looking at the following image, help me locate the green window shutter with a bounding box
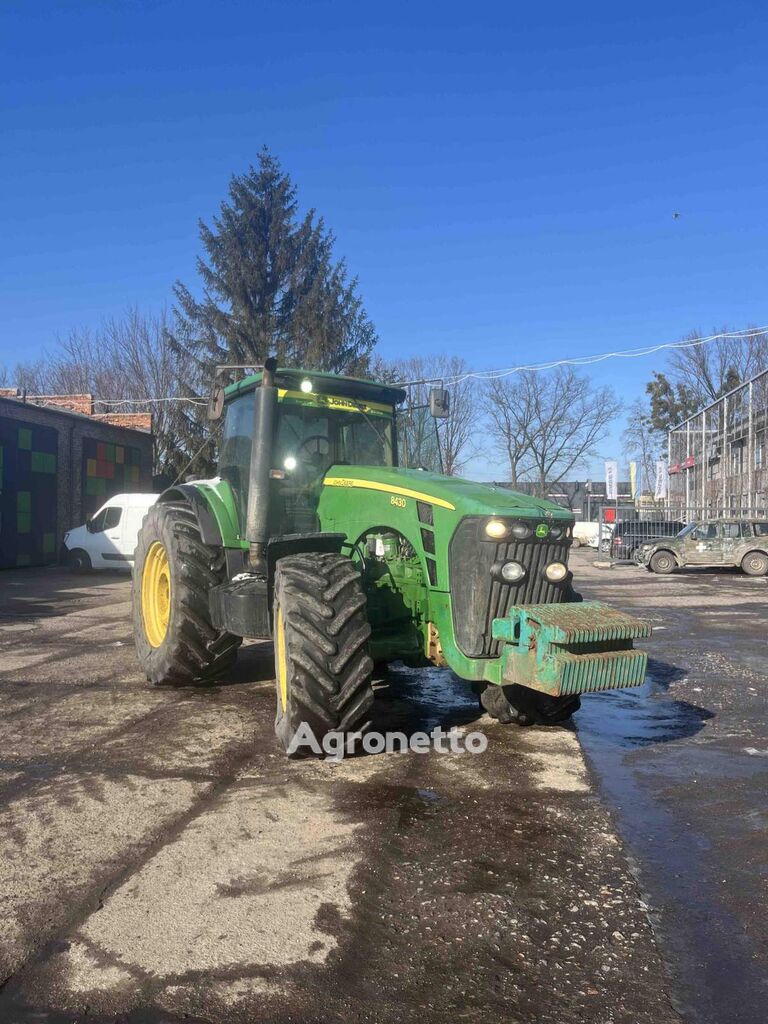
[18,428,32,450]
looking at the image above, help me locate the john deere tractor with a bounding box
[133,361,650,752]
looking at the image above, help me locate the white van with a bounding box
[572,521,599,548]
[63,493,158,572]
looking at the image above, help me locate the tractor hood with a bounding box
[322,466,573,520]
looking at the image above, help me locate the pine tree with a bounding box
[167,149,379,474]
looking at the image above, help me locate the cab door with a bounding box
[685,522,724,565]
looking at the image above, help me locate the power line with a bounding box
[93,396,208,407]
[87,325,768,402]
[441,326,768,387]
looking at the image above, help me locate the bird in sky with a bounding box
[672,212,681,220]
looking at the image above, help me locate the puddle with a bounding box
[576,665,768,1024]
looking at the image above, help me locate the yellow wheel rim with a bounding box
[276,605,289,712]
[141,541,171,648]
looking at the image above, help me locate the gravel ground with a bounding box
[0,563,685,1023]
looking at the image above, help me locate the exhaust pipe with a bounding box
[245,357,278,572]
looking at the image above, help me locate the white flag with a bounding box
[604,460,618,501]
[654,460,668,500]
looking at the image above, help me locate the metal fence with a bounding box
[667,367,768,513]
[596,503,768,564]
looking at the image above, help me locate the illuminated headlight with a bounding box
[284,455,297,471]
[544,561,568,583]
[300,379,313,393]
[485,519,509,539]
[500,560,526,583]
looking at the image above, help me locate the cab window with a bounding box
[752,522,768,537]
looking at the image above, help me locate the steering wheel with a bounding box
[297,434,331,459]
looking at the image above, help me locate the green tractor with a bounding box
[133,361,650,752]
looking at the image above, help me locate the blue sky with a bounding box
[2,0,767,480]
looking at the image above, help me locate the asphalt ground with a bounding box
[0,551,763,1023]
[573,550,768,1024]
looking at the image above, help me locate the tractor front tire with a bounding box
[480,683,580,726]
[273,552,374,756]
[132,501,240,686]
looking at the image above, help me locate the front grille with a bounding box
[449,517,570,658]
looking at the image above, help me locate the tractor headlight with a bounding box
[510,521,532,539]
[500,560,526,583]
[284,455,297,471]
[548,525,563,539]
[544,561,568,583]
[485,519,509,539]
[300,378,313,393]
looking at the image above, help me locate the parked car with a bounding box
[637,518,768,576]
[611,519,685,560]
[63,493,158,572]
[572,521,600,548]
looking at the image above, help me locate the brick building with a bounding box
[0,391,153,569]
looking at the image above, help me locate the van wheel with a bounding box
[68,549,92,573]
[649,551,676,574]
[742,551,768,577]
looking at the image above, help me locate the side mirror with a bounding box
[429,387,450,419]
[207,386,226,421]
[86,517,96,534]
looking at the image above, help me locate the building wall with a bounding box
[0,397,153,569]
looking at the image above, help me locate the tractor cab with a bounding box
[218,369,404,536]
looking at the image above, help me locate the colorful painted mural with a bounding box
[0,418,58,568]
[82,438,143,517]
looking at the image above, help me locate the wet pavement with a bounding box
[573,551,768,1024]
[0,565,677,1024]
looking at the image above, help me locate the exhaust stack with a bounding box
[245,357,278,572]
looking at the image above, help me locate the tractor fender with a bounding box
[157,485,224,547]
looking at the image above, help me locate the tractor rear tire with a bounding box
[132,501,240,686]
[273,551,374,756]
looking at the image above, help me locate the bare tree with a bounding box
[484,367,620,495]
[483,376,537,486]
[668,327,768,403]
[622,397,664,496]
[10,309,192,477]
[385,355,479,475]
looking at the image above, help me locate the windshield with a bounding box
[677,522,697,538]
[219,393,395,534]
